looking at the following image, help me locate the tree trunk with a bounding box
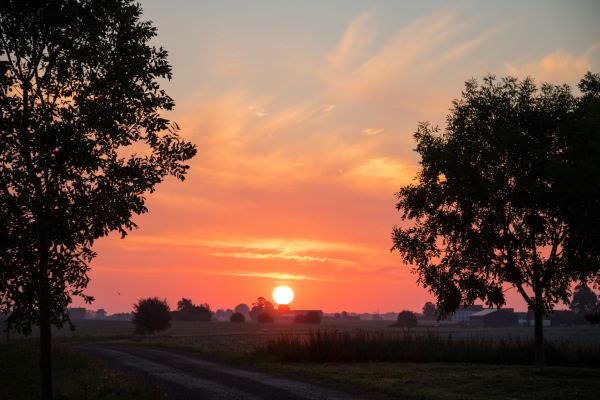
[40,301,52,400]
[533,305,545,368]
[39,240,52,400]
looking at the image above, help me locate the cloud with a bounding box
[228,272,322,281]
[117,235,369,254]
[505,43,599,84]
[347,158,418,187]
[322,8,503,109]
[327,11,376,73]
[440,25,502,62]
[362,128,384,136]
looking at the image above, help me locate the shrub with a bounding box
[132,297,171,334]
[294,311,322,324]
[230,312,246,323]
[257,311,274,323]
[396,310,418,327]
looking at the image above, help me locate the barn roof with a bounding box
[470,309,498,317]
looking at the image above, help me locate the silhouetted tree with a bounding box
[277,304,291,313]
[132,297,171,334]
[230,312,246,323]
[294,311,322,324]
[250,297,274,321]
[0,1,196,397]
[234,303,250,318]
[570,284,598,322]
[392,73,600,367]
[174,298,212,321]
[396,311,418,327]
[422,302,437,320]
[257,311,274,323]
[177,298,194,312]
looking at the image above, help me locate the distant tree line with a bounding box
[172,298,213,322]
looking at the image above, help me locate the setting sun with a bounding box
[273,286,294,305]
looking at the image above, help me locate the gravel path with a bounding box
[79,344,374,400]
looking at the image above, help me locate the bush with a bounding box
[396,310,418,327]
[294,311,322,324]
[257,311,274,323]
[132,297,171,334]
[230,312,246,323]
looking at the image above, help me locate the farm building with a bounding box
[277,309,323,322]
[469,308,518,327]
[516,311,553,327]
[450,304,484,322]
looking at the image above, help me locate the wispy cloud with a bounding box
[327,11,376,73]
[505,43,599,84]
[228,272,322,281]
[361,128,384,136]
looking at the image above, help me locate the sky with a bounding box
[75,0,600,314]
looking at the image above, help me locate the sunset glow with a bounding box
[273,286,295,306]
[74,0,600,314]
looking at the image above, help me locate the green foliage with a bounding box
[255,329,600,367]
[132,297,171,334]
[396,310,418,327]
[230,312,246,323]
[392,73,600,319]
[0,0,196,334]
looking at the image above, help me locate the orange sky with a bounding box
[74,1,600,314]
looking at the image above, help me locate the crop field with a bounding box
[6,319,599,367]
[8,318,599,347]
[4,320,600,399]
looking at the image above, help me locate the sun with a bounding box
[273,285,294,305]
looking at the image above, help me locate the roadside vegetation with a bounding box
[254,329,600,367]
[259,362,600,400]
[0,340,164,400]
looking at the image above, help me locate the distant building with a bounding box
[278,309,323,322]
[451,305,484,322]
[67,307,87,320]
[516,311,552,327]
[107,312,132,321]
[469,308,518,327]
[550,310,575,326]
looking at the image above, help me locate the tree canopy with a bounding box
[132,297,171,334]
[0,0,195,332]
[174,298,212,321]
[570,284,598,317]
[392,73,600,365]
[0,1,195,397]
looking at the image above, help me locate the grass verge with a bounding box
[0,340,164,400]
[258,361,600,400]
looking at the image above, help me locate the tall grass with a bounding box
[255,329,600,367]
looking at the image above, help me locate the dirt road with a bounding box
[80,344,374,400]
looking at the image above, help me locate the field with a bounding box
[0,341,164,400]
[4,319,600,399]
